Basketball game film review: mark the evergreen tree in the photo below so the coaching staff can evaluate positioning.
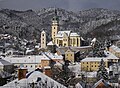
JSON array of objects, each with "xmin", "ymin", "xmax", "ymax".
[{"xmin": 97, "ymin": 59, "xmax": 109, "ymax": 80}]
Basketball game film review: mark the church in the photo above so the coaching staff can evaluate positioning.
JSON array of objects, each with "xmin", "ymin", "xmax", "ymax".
[
  {"xmin": 41, "ymin": 10, "xmax": 81, "ymax": 48},
  {"xmin": 51, "ymin": 10, "xmax": 81, "ymax": 47}
]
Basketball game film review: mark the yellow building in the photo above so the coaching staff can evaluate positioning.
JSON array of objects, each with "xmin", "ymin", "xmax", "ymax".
[
  {"xmin": 51, "ymin": 11, "xmax": 80, "ymax": 47},
  {"xmin": 81, "ymin": 58, "xmax": 108, "ymax": 72},
  {"xmin": 81, "ymin": 50, "xmax": 119, "ymax": 72},
  {"xmin": 65, "ymin": 48, "xmax": 75, "ymax": 63}
]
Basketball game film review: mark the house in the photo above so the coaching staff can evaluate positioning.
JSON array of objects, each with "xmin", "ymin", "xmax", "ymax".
[{"xmin": 65, "ymin": 47, "xmax": 80, "ymax": 63}]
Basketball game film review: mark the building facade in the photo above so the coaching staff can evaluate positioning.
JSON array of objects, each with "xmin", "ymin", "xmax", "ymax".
[{"xmin": 81, "ymin": 58, "xmax": 108, "ymax": 72}]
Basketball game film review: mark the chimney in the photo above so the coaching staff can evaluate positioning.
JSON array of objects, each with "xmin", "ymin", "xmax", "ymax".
[{"xmin": 18, "ymin": 68, "xmax": 27, "ymax": 80}]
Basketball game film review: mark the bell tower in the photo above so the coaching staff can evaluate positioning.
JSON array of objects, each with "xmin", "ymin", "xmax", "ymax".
[
  {"xmin": 41, "ymin": 30, "xmax": 46, "ymax": 48},
  {"xmin": 51, "ymin": 9, "xmax": 59, "ymax": 43}
]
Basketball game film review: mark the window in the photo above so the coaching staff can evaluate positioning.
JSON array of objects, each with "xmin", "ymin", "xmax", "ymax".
[
  {"xmin": 31, "ymin": 65, "xmax": 32, "ymax": 68},
  {"xmin": 57, "ymin": 39, "xmax": 59, "ymax": 44},
  {"xmin": 87, "ymin": 62, "xmax": 88, "ymax": 64},
  {"xmin": 64, "ymin": 43, "xmax": 66, "ymax": 46},
  {"xmin": 95, "ymin": 65, "xmax": 96, "ymax": 67},
  {"xmin": 70, "ymin": 39, "xmax": 72, "ymax": 44},
  {"xmin": 54, "ymin": 27, "xmax": 56, "ymax": 29},
  {"xmin": 71, "ymin": 54, "xmax": 72, "ymax": 56},
  {"xmin": 42, "ymin": 34, "xmax": 44, "ymax": 36},
  {"xmin": 26, "ymin": 65, "xmax": 27, "ymax": 67}
]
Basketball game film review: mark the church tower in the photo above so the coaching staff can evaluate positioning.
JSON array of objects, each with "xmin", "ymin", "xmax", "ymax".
[
  {"xmin": 41, "ymin": 30, "xmax": 46, "ymax": 48},
  {"xmin": 51, "ymin": 9, "xmax": 59, "ymax": 43}
]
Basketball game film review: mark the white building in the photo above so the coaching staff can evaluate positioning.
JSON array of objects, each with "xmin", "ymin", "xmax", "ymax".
[{"xmin": 2, "ymin": 52, "xmax": 63, "ymax": 72}]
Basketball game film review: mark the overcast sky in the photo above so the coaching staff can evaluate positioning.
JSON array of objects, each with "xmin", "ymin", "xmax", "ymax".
[{"xmin": 0, "ymin": 0, "xmax": 120, "ymax": 11}]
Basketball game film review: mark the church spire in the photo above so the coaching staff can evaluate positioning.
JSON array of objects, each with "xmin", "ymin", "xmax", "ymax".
[{"xmin": 52, "ymin": 8, "xmax": 59, "ymax": 22}]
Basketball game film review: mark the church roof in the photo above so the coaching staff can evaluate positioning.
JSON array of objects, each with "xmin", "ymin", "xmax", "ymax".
[
  {"xmin": 70, "ymin": 33, "xmax": 80, "ymax": 37},
  {"xmin": 47, "ymin": 41, "xmax": 55, "ymax": 45},
  {"xmin": 56, "ymin": 31, "xmax": 71, "ymax": 37}
]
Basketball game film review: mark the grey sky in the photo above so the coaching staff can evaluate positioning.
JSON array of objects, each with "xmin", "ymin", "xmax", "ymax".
[{"xmin": 0, "ymin": 0, "xmax": 120, "ymax": 11}]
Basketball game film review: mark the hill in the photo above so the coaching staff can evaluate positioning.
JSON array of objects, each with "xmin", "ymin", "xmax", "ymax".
[{"xmin": 0, "ymin": 8, "xmax": 120, "ymax": 42}]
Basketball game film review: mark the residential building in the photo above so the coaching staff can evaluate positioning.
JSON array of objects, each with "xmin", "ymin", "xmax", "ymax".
[
  {"xmin": 81, "ymin": 50, "xmax": 119, "ymax": 71},
  {"xmin": 65, "ymin": 47, "xmax": 80, "ymax": 63},
  {"xmin": 2, "ymin": 52, "xmax": 63, "ymax": 72},
  {"xmin": 81, "ymin": 57, "xmax": 108, "ymax": 71}
]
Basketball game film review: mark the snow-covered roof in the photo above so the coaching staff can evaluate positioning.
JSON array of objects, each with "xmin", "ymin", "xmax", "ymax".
[
  {"xmin": 81, "ymin": 57, "xmax": 108, "ymax": 62},
  {"xmin": 0, "ymin": 58, "xmax": 12, "ymax": 66},
  {"xmin": 91, "ymin": 38, "xmax": 96, "ymax": 42},
  {"xmin": 81, "ymin": 51, "xmax": 119, "ymax": 62},
  {"xmin": 104, "ymin": 51, "xmax": 119, "ymax": 60},
  {"xmin": 56, "ymin": 31, "xmax": 71, "ymax": 37},
  {"xmin": 47, "ymin": 41, "xmax": 55, "ymax": 45},
  {"xmin": 70, "ymin": 33, "xmax": 80, "ymax": 37},
  {"xmin": 2, "ymin": 52, "xmax": 63, "ymax": 64},
  {"xmin": 26, "ymin": 71, "xmax": 66, "ymax": 88},
  {"xmin": 41, "ymin": 30, "xmax": 45, "ymax": 33},
  {"xmin": 2, "ymin": 71, "xmax": 67, "ymax": 88},
  {"xmin": 75, "ymin": 83, "xmax": 83, "ymax": 88},
  {"xmin": 3, "ymin": 55, "xmax": 44, "ymax": 64},
  {"xmin": 43, "ymin": 52, "xmax": 63, "ymax": 60},
  {"xmin": 81, "ymin": 37, "xmax": 85, "ymax": 41},
  {"xmin": 110, "ymin": 45, "xmax": 120, "ymax": 52}
]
